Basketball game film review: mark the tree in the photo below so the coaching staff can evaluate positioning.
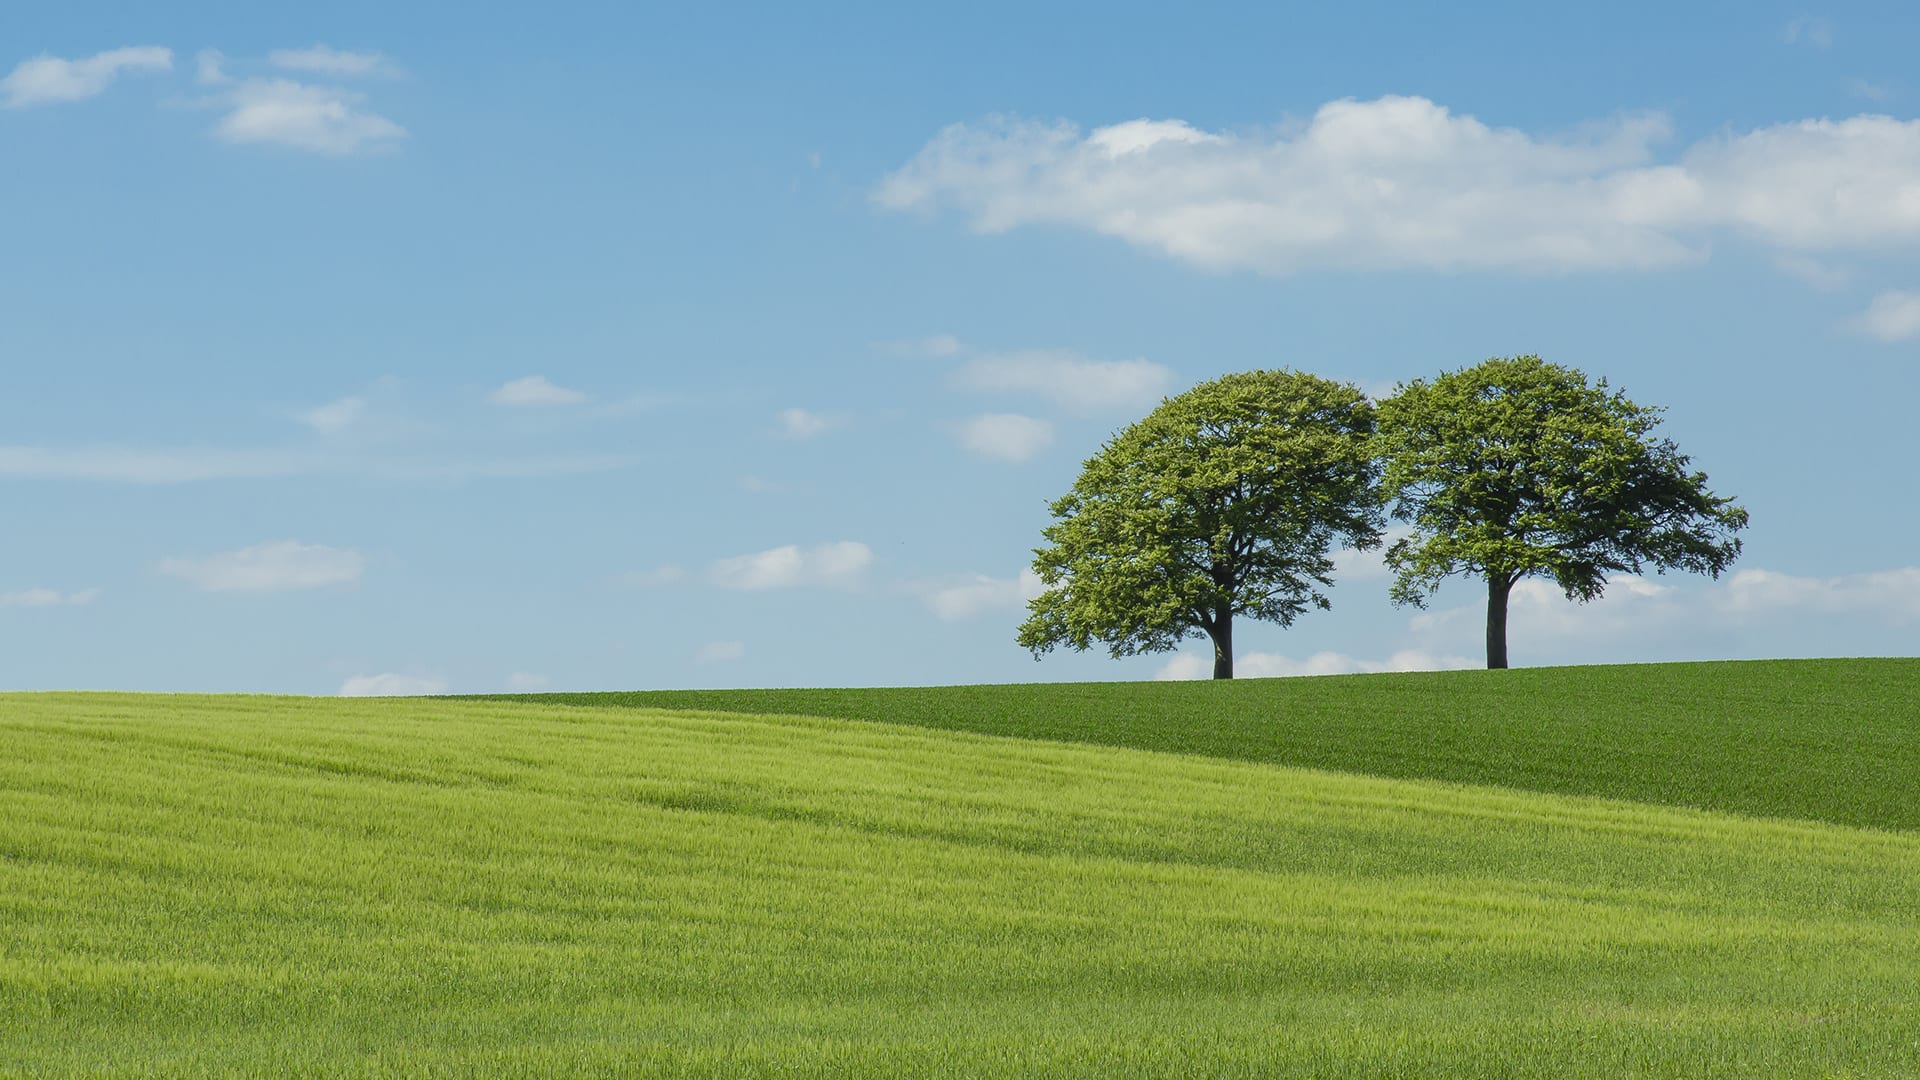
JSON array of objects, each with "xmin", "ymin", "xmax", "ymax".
[
  {"xmin": 1018, "ymin": 370, "xmax": 1383, "ymax": 679},
  {"xmin": 1374, "ymin": 355, "xmax": 1748, "ymax": 669}
]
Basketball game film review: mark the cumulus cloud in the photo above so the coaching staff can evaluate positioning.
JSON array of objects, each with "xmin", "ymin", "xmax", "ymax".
[
  {"xmin": 212, "ymin": 76, "xmax": 405, "ymax": 155},
  {"xmin": 1850, "ymin": 290, "xmax": 1920, "ymax": 341},
  {"xmin": 879, "ymin": 96, "xmax": 1920, "ymax": 275},
  {"xmin": 1, "ymin": 46, "xmax": 172, "ymax": 108},
  {"xmin": 694, "ymin": 640, "xmax": 746, "ymax": 663},
  {"xmin": 268, "ymin": 45, "xmax": 397, "ymax": 78},
  {"xmin": 777, "ymin": 408, "xmax": 841, "ymax": 438},
  {"xmin": 339, "ymin": 673, "xmax": 447, "ymax": 696},
  {"xmin": 158, "ymin": 540, "xmax": 364, "ymax": 592},
  {"xmin": 953, "ymin": 349, "xmax": 1173, "ymax": 412},
  {"xmin": 488, "ymin": 376, "xmax": 589, "ymax": 406},
  {"xmin": 1156, "ymin": 648, "xmax": 1477, "ymax": 680},
  {"xmin": 955, "ymin": 413, "xmax": 1054, "ymax": 462},
  {"xmin": 922, "ymin": 569, "xmax": 1045, "ymax": 621},
  {"xmin": 1719, "ymin": 567, "xmax": 1920, "ymax": 624},
  {"xmin": 708, "ymin": 541, "xmax": 873, "ymax": 590},
  {"xmin": 0, "ymin": 587, "xmax": 101, "ymax": 608}
]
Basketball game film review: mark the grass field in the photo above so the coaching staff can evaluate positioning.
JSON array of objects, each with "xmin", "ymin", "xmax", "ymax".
[
  {"xmin": 3, "ymin": 661, "xmax": 1917, "ymax": 1075},
  {"xmin": 495, "ymin": 657, "xmax": 1920, "ymax": 832}
]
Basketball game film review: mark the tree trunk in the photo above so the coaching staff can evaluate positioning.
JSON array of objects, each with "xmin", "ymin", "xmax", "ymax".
[
  {"xmin": 1211, "ymin": 609, "xmax": 1234, "ymax": 680},
  {"xmin": 1485, "ymin": 574, "xmax": 1512, "ymax": 670}
]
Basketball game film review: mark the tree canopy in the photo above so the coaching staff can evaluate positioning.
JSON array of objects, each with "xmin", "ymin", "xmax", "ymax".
[
  {"xmin": 1018, "ymin": 369, "xmax": 1382, "ymax": 679},
  {"xmin": 1374, "ymin": 355, "xmax": 1748, "ymax": 669}
]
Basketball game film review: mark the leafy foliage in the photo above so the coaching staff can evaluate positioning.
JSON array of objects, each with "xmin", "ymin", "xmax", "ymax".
[
  {"xmin": 1374, "ymin": 355, "xmax": 1748, "ymax": 664},
  {"xmin": 1018, "ymin": 370, "xmax": 1382, "ymax": 675}
]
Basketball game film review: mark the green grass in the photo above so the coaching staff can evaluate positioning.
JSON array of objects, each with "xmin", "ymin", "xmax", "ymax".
[
  {"xmin": 492, "ymin": 657, "xmax": 1920, "ymax": 832},
  {"xmin": 4, "ymin": 678, "xmax": 1920, "ymax": 1076}
]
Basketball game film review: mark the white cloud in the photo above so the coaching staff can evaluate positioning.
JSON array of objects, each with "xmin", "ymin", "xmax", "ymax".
[
  {"xmin": 922, "ymin": 569, "xmax": 1046, "ymax": 621},
  {"xmin": 268, "ymin": 46, "xmax": 397, "ymax": 78},
  {"xmin": 694, "ymin": 640, "xmax": 746, "ymax": 664},
  {"xmin": 0, "ymin": 444, "xmax": 633, "ymax": 484},
  {"xmin": 212, "ymin": 77, "xmax": 405, "ymax": 155},
  {"xmin": 1720, "ymin": 567, "xmax": 1920, "ymax": 624},
  {"xmin": 506, "ymin": 671, "xmax": 550, "ymax": 692},
  {"xmin": 1, "ymin": 46, "xmax": 172, "ymax": 108},
  {"xmin": 0, "ymin": 587, "xmax": 101, "ymax": 608},
  {"xmin": 158, "ymin": 540, "xmax": 364, "ymax": 592},
  {"xmin": 1408, "ymin": 574, "xmax": 1680, "ymax": 646},
  {"xmin": 1772, "ymin": 254, "xmax": 1851, "ymax": 291},
  {"xmin": 1330, "ymin": 526, "xmax": 1412, "ymax": 582},
  {"xmin": 300, "ymin": 395, "xmax": 367, "ymax": 433},
  {"xmin": 708, "ymin": 541, "xmax": 872, "ymax": 591},
  {"xmin": 1156, "ymin": 648, "xmax": 1477, "ymax": 680},
  {"xmin": 1850, "ymin": 290, "xmax": 1920, "ymax": 342},
  {"xmin": 1403, "ymin": 566, "xmax": 1920, "ymax": 664},
  {"xmin": 777, "ymin": 408, "xmax": 841, "ymax": 438},
  {"xmin": 956, "ymin": 413, "xmax": 1055, "ymax": 462},
  {"xmin": 878, "ymin": 96, "xmax": 1920, "ymax": 274},
  {"xmin": 953, "ymin": 349, "xmax": 1173, "ymax": 412},
  {"xmin": 339, "ymin": 672, "xmax": 447, "ymax": 697},
  {"xmin": 1782, "ymin": 16, "xmax": 1835, "ymax": 49},
  {"xmin": 488, "ymin": 375, "xmax": 589, "ymax": 406}
]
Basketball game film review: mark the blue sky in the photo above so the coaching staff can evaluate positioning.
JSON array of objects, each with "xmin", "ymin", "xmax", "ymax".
[{"xmin": 4, "ymin": 1, "xmax": 1918, "ymax": 693}]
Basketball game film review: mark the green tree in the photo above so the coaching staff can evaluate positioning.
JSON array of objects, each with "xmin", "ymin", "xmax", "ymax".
[
  {"xmin": 1375, "ymin": 355, "xmax": 1748, "ymax": 669},
  {"xmin": 1018, "ymin": 370, "xmax": 1383, "ymax": 679}
]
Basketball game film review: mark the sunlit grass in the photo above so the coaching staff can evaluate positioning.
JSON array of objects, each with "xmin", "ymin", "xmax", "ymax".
[{"xmin": 4, "ymin": 688, "xmax": 1919, "ymax": 1075}]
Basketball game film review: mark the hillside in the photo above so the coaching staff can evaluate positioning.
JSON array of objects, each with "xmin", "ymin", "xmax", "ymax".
[
  {"xmin": 496, "ymin": 657, "xmax": 1920, "ymax": 832},
  {"xmin": 4, "ymin": 686, "xmax": 1919, "ymax": 1076}
]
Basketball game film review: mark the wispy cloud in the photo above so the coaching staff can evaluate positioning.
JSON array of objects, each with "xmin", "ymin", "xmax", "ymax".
[
  {"xmin": 1850, "ymin": 290, "xmax": 1920, "ymax": 341},
  {"xmin": 1772, "ymin": 254, "xmax": 1851, "ymax": 292},
  {"xmin": 1846, "ymin": 78, "xmax": 1892, "ymax": 103},
  {"xmin": 489, "ymin": 375, "xmax": 590, "ymax": 406},
  {"xmin": 300, "ymin": 396, "xmax": 368, "ymax": 433},
  {"xmin": 0, "ymin": 444, "xmax": 636, "ymax": 484},
  {"xmin": 505, "ymin": 671, "xmax": 550, "ymax": 692},
  {"xmin": 694, "ymin": 640, "xmax": 746, "ymax": 663},
  {"xmin": 876, "ymin": 334, "xmax": 965, "ymax": 358},
  {"xmin": 157, "ymin": 540, "xmax": 364, "ymax": 592},
  {"xmin": 268, "ymin": 45, "xmax": 398, "ymax": 78},
  {"xmin": 955, "ymin": 413, "xmax": 1054, "ymax": 462},
  {"xmin": 1156, "ymin": 649, "xmax": 1477, "ymax": 680},
  {"xmin": 339, "ymin": 672, "xmax": 447, "ymax": 696},
  {"xmin": 880, "ymin": 96, "xmax": 1920, "ymax": 275},
  {"xmin": 953, "ymin": 349, "xmax": 1173, "ymax": 412},
  {"xmin": 920, "ymin": 569, "xmax": 1044, "ymax": 621},
  {"xmin": 1405, "ymin": 566, "xmax": 1920, "ymax": 657},
  {"xmin": 1, "ymin": 46, "xmax": 172, "ymax": 108},
  {"xmin": 211, "ymin": 76, "xmax": 405, "ymax": 155},
  {"xmin": 777, "ymin": 407, "xmax": 842, "ymax": 439},
  {"xmin": 0, "ymin": 587, "xmax": 101, "ymax": 608},
  {"xmin": 1781, "ymin": 16, "xmax": 1835, "ymax": 49},
  {"xmin": 708, "ymin": 541, "xmax": 873, "ymax": 591}
]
